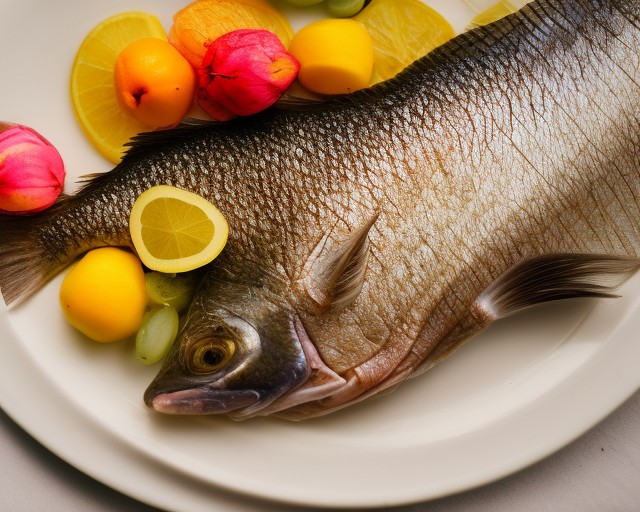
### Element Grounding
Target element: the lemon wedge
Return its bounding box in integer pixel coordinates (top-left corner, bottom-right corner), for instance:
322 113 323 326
129 185 229 273
70 12 167 164
354 0 455 85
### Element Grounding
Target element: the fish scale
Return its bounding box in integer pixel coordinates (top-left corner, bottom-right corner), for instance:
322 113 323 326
1 0 639 419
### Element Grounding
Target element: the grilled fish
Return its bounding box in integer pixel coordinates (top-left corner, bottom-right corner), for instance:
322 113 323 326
1 0 639 420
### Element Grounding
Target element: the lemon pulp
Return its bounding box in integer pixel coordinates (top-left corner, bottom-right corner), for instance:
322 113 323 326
70 12 167 163
355 0 455 85
129 186 228 273
467 1 522 29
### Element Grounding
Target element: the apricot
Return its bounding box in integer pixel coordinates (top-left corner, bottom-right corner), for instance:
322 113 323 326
114 38 196 129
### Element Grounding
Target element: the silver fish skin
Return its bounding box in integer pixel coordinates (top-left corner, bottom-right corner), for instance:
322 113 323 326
1 0 639 420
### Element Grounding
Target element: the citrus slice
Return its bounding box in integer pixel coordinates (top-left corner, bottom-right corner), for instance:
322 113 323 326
169 0 294 67
466 1 521 29
129 185 229 273
70 12 167 164
354 0 455 85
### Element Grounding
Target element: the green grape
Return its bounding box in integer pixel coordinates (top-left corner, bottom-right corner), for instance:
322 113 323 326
285 0 325 6
327 0 365 17
145 271 198 313
136 305 179 365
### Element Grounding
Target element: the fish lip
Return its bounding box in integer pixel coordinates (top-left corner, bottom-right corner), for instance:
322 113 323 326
151 388 261 415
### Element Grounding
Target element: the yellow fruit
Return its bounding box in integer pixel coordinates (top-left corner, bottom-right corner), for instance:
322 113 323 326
129 185 229 273
288 19 374 95
70 12 168 164
169 0 294 67
467 1 521 29
60 248 147 343
354 0 455 84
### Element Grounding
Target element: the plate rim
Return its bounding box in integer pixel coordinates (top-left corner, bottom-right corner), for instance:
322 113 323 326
2 0 640 509
3 284 640 509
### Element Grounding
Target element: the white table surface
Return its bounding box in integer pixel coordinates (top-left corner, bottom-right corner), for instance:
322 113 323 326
2 388 640 512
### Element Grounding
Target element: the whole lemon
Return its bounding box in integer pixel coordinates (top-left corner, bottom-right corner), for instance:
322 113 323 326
288 19 374 95
60 248 147 343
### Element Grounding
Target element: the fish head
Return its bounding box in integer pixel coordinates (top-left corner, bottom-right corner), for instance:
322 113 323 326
144 271 309 419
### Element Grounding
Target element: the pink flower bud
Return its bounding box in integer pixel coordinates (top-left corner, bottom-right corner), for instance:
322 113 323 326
0 122 65 215
196 29 300 121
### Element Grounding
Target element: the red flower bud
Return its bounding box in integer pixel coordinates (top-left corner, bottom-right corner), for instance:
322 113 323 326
196 29 300 121
0 122 65 215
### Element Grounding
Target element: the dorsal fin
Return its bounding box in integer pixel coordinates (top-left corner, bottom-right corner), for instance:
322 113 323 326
302 214 378 313
473 254 640 325
120 122 221 162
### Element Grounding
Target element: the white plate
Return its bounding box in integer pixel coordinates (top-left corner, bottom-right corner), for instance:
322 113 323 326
1 0 640 510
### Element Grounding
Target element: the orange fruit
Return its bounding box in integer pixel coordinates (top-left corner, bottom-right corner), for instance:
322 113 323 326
70 12 168 163
114 38 196 129
169 0 294 67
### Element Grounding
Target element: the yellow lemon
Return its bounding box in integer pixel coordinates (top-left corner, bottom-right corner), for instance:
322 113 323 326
70 12 167 164
59 248 147 343
289 19 374 95
129 185 229 273
354 0 455 84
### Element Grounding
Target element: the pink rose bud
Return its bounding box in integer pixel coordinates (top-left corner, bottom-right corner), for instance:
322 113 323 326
196 29 300 121
0 122 65 215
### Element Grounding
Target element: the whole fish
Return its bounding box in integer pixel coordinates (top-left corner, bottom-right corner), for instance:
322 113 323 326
1 0 639 420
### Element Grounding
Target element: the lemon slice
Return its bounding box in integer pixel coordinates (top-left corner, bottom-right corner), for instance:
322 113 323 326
466 1 521 29
70 12 167 164
129 185 229 273
354 0 455 85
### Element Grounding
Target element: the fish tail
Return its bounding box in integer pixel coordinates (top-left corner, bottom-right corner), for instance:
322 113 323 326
0 197 74 306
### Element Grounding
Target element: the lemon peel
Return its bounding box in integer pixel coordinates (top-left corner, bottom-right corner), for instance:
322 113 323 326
70 11 167 163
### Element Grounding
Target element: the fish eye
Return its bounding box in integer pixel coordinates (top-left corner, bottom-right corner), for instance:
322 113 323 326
187 338 236 375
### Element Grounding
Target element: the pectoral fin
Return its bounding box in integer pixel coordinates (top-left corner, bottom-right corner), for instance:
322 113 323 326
300 214 378 312
473 253 640 324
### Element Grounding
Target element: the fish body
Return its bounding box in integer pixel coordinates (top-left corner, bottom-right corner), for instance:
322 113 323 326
0 0 639 419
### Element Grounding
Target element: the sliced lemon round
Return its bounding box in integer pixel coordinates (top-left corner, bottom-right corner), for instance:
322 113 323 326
467 1 520 30
129 185 229 273
354 0 455 85
70 12 167 164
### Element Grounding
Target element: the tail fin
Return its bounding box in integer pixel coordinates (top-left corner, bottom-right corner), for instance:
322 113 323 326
0 200 71 306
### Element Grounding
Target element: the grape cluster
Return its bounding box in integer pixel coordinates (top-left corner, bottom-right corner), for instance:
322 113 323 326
285 0 368 18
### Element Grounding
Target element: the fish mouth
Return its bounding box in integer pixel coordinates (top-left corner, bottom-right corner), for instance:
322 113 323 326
151 388 261 415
